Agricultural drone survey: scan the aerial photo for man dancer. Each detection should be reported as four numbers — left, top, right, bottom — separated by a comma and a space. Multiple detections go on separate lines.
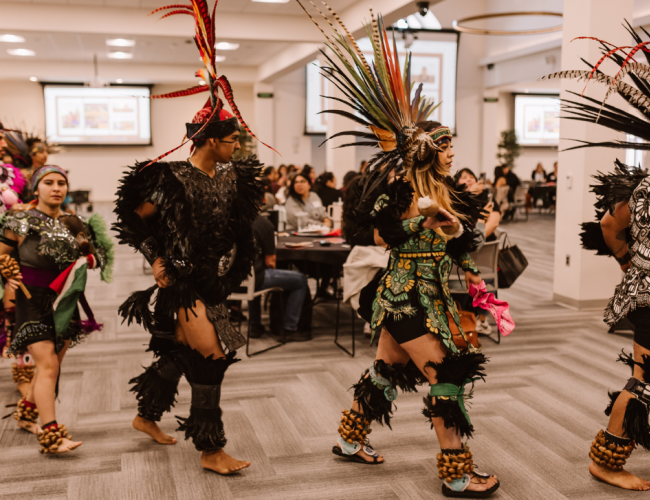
115, 0, 272, 474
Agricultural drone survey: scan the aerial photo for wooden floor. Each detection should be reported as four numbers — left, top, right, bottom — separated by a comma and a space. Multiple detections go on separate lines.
0, 208, 641, 500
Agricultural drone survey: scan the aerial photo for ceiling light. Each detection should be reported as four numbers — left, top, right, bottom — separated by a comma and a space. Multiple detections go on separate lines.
107, 51, 133, 59
29, 76, 37, 82
7, 48, 35, 56
198, 80, 206, 86
252, 0, 290, 3
116, 78, 123, 83
216, 42, 239, 50
0, 34, 26, 43
106, 38, 136, 47
215, 55, 226, 62
395, 19, 409, 29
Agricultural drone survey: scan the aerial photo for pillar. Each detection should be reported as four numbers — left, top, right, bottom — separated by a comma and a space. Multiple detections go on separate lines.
254, 82, 276, 168
552, 0, 633, 308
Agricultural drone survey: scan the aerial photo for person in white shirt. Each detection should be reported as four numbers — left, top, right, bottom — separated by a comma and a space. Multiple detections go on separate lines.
284, 173, 332, 231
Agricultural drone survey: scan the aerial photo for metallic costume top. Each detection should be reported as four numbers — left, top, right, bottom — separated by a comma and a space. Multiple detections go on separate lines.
114, 158, 264, 351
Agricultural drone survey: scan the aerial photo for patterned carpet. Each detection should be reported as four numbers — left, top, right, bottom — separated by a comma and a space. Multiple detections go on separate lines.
0, 209, 640, 500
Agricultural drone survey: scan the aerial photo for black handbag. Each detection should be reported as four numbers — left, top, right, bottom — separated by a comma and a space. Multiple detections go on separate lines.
497, 237, 528, 289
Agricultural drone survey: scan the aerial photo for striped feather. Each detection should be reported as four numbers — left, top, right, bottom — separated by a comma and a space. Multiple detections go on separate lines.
150, 85, 209, 99
148, 4, 193, 15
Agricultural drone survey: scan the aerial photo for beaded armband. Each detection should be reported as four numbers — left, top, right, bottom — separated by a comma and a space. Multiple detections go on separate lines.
140, 237, 160, 266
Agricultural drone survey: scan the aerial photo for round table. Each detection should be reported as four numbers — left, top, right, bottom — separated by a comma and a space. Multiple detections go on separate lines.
276, 235, 351, 266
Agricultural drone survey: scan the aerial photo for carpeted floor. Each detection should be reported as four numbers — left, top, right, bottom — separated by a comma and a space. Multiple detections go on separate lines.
0, 208, 640, 499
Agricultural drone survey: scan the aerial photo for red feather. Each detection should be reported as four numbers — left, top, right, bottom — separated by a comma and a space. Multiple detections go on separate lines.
150, 85, 209, 99
148, 4, 193, 16
216, 76, 280, 156
194, 0, 213, 47
159, 9, 195, 20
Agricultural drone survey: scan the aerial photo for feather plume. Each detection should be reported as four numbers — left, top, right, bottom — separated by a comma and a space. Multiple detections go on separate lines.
150, 85, 210, 99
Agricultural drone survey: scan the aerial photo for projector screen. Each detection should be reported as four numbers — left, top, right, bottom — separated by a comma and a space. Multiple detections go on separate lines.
44, 85, 151, 146
514, 94, 560, 146
305, 30, 459, 135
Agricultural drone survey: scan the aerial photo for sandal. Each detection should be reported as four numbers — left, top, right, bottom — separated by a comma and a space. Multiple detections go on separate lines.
331, 439, 383, 465
442, 468, 500, 498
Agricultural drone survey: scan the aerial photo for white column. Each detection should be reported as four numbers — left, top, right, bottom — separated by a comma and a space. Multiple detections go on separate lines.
325, 80, 358, 182
552, 0, 633, 308
253, 82, 276, 167
480, 89, 500, 180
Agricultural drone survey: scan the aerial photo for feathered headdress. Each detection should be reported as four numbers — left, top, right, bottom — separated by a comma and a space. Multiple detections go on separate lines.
541, 20, 650, 151
1, 128, 60, 170
296, 2, 449, 177
145, 0, 278, 165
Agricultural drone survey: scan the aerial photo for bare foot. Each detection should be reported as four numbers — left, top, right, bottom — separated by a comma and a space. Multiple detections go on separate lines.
336, 442, 385, 463
17, 419, 41, 435
201, 449, 250, 475
132, 415, 177, 445
465, 472, 499, 492
589, 461, 650, 490
50, 437, 83, 454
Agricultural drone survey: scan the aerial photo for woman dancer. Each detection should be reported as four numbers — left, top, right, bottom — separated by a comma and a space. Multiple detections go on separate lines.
296, 3, 503, 497
0, 165, 111, 452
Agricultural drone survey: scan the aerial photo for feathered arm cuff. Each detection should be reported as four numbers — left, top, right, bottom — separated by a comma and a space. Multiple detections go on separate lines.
372, 178, 416, 248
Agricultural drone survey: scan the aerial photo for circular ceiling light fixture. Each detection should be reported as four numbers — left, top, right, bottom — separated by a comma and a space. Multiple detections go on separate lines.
0, 34, 26, 43
29, 76, 37, 82
453, 11, 562, 36
7, 48, 35, 56
215, 42, 239, 50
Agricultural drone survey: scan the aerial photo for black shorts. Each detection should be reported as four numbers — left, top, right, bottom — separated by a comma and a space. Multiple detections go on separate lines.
628, 307, 650, 350
358, 272, 430, 345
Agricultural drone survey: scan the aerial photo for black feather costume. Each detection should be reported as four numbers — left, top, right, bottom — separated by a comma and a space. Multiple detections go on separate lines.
114, 158, 264, 351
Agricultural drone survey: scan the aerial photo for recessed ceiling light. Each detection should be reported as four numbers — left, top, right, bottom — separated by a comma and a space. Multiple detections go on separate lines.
252, 0, 290, 3
7, 48, 35, 56
116, 78, 124, 83
29, 76, 37, 82
199, 80, 206, 85
215, 42, 239, 50
215, 55, 226, 62
107, 51, 133, 59
0, 34, 26, 43
106, 38, 135, 47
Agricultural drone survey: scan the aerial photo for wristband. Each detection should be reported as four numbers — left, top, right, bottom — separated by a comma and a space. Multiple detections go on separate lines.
616, 252, 632, 266
140, 237, 160, 266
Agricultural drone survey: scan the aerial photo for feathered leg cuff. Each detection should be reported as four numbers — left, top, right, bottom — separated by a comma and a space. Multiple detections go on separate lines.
129, 354, 182, 423
352, 360, 408, 428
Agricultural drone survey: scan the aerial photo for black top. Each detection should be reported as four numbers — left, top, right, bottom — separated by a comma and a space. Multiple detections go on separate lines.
253, 215, 275, 289
317, 185, 343, 208
114, 158, 264, 332
495, 171, 520, 202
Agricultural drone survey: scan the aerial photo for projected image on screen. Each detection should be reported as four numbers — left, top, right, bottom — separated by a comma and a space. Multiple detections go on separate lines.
305, 31, 458, 135
514, 95, 560, 146
44, 86, 151, 145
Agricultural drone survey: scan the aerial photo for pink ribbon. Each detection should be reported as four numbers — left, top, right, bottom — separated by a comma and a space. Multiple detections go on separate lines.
469, 281, 515, 336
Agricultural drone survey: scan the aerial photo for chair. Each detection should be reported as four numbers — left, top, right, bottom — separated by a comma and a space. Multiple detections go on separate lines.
227, 270, 285, 356
494, 185, 510, 213
333, 279, 361, 357
512, 185, 528, 222
448, 230, 506, 344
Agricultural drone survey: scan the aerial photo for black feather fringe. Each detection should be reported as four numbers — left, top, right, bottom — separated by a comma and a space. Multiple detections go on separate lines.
397, 360, 428, 392
129, 356, 181, 422
174, 345, 240, 452
118, 285, 158, 331
623, 398, 650, 450
423, 395, 474, 439
351, 359, 414, 428
374, 177, 416, 248
604, 391, 621, 417
580, 222, 611, 255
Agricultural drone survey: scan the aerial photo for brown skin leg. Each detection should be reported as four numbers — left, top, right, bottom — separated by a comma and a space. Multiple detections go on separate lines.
132, 415, 177, 445
175, 300, 250, 475
27, 340, 81, 452
589, 341, 650, 491
399, 334, 498, 493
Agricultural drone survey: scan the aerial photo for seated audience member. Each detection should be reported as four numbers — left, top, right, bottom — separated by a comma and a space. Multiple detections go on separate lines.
341, 170, 358, 192
301, 164, 317, 185
263, 166, 280, 194
531, 163, 546, 183
313, 172, 343, 207
546, 161, 558, 183
260, 186, 277, 213
249, 213, 310, 342
494, 164, 520, 220
455, 168, 501, 241
284, 173, 331, 231
276, 164, 288, 189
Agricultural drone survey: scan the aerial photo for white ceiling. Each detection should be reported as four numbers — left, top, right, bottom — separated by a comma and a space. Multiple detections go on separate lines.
0, 0, 352, 15
0, 30, 290, 67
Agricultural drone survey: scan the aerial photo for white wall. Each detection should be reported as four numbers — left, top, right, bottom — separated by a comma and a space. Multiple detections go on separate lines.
0, 81, 255, 202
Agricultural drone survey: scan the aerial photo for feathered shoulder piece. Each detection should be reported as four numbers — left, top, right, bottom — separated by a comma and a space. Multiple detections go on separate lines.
296, 1, 448, 191
591, 159, 648, 218
541, 20, 650, 151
